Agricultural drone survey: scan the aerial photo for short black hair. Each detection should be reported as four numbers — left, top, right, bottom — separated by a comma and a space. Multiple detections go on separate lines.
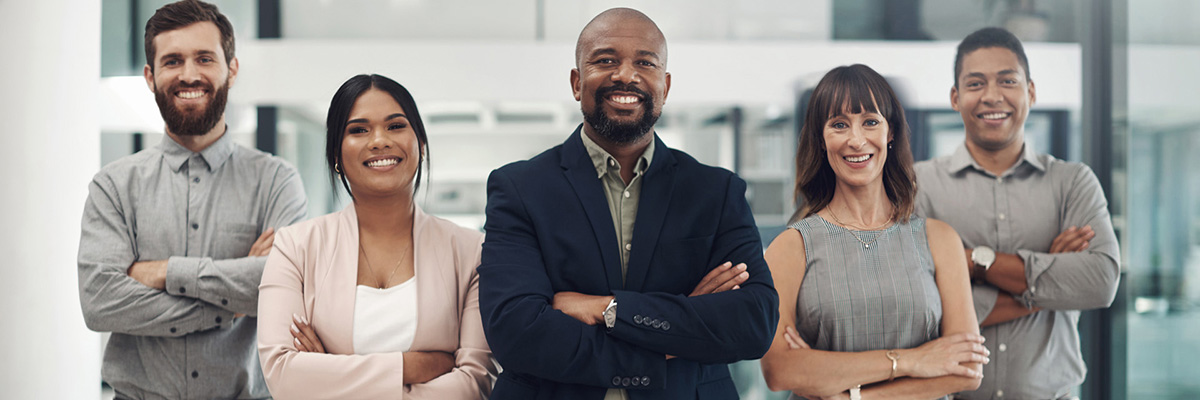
325, 74, 429, 200
954, 27, 1030, 87
144, 0, 235, 72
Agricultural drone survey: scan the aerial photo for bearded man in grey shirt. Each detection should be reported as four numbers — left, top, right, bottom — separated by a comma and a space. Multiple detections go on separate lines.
913, 27, 1120, 399
77, 1, 307, 398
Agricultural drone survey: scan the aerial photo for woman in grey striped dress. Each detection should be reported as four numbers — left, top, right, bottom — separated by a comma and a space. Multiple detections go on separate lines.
760, 64, 989, 400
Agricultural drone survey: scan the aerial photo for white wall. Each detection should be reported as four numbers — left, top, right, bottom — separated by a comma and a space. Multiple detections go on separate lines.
0, 1, 102, 397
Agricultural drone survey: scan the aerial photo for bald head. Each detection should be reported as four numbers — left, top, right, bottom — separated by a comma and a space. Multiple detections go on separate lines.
574, 8, 667, 68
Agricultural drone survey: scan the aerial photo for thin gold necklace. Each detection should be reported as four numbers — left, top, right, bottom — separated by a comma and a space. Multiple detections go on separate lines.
828, 206, 893, 249
359, 240, 412, 289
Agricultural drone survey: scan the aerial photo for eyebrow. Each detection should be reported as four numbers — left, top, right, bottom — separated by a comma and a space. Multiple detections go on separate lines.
964, 69, 1020, 79
346, 113, 407, 125
158, 50, 218, 62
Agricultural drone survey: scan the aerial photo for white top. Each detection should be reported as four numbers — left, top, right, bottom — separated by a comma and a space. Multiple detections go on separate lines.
352, 277, 419, 354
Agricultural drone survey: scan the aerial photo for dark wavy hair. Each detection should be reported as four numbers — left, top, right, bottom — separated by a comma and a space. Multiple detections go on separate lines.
144, 0, 235, 72
325, 74, 429, 200
791, 64, 916, 223
954, 27, 1031, 88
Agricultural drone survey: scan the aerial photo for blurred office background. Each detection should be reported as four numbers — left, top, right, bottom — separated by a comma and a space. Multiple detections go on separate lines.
2, 0, 1198, 398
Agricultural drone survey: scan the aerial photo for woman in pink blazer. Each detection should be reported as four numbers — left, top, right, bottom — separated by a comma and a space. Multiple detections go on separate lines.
258, 74, 494, 399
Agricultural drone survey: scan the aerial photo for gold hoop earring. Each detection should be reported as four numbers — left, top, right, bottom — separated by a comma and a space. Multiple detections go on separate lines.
334, 163, 342, 174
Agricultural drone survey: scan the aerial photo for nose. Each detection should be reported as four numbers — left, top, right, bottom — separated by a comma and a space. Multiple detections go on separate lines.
179, 60, 201, 84
367, 127, 392, 150
611, 62, 640, 84
847, 126, 867, 149
981, 82, 1003, 105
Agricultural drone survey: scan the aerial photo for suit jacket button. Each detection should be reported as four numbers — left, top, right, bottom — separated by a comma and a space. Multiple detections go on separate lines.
621, 377, 631, 386
641, 376, 650, 386
613, 377, 621, 386
633, 315, 642, 324
662, 321, 670, 330
652, 320, 662, 328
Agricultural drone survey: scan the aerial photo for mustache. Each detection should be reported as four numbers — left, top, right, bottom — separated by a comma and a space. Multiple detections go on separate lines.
167, 80, 214, 92
595, 83, 652, 101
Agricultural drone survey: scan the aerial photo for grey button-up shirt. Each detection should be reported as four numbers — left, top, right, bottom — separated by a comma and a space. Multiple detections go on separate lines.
582, 132, 654, 400
78, 133, 307, 399
914, 143, 1120, 399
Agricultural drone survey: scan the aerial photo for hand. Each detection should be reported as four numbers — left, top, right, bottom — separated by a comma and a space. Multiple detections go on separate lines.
1049, 225, 1094, 253
291, 313, 326, 353
690, 262, 749, 296
551, 292, 611, 325
127, 260, 168, 290
248, 227, 276, 257
782, 326, 812, 350
403, 351, 456, 384
898, 332, 988, 379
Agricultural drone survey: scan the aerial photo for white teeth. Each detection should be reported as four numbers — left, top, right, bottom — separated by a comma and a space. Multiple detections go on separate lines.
366, 158, 398, 167
177, 91, 204, 99
980, 112, 1008, 120
845, 154, 871, 163
610, 95, 639, 104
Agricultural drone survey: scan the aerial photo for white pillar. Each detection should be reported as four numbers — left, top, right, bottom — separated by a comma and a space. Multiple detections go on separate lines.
0, 1, 102, 398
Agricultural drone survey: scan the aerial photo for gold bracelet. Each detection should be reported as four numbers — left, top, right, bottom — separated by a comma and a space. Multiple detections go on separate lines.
886, 350, 900, 381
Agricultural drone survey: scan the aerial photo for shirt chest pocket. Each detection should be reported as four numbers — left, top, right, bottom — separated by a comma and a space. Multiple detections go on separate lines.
212, 222, 259, 259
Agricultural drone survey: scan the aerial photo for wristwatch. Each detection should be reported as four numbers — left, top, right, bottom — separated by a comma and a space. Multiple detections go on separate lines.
971, 246, 996, 285
603, 298, 618, 330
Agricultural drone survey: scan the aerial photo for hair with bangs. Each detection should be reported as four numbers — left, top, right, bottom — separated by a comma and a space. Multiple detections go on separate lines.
325, 74, 429, 201
790, 64, 916, 223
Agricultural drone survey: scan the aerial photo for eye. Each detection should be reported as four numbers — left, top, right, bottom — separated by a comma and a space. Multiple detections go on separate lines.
199, 56, 214, 64
864, 119, 880, 127
594, 58, 617, 65
388, 123, 408, 130
162, 59, 180, 66
347, 126, 367, 134
830, 121, 849, 129
966, 81, 983, 88
1001, 78, 1018, 85
637, 60, 658, 68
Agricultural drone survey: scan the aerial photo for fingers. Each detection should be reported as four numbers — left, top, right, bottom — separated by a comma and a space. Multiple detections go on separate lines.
783, 326, 811, 350
690, 262, 733, 296
248, 228, 276, 257
949, 364, 984, 379
710, 263, 749, 294
292, 313, 324, 353
1050, 226, 1094, 253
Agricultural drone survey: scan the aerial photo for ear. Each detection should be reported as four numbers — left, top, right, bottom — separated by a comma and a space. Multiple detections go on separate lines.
1027, 79, 1036, 106
143, 64, 155, 92
226, 57, 240, 88
662, 71, 672, 102
949, 86, 960, 112
570, 68, 582, 101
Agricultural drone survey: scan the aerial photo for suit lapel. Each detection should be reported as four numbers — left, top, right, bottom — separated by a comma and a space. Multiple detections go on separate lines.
623, 135, 676, 292
561, 127, 623, 291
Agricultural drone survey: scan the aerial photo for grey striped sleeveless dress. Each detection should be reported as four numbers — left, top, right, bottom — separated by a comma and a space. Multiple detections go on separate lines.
787, 214, 945, 400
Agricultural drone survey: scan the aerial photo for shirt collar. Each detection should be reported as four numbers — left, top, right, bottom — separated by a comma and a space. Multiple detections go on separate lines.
579, 131, 655, 179
948, 141, 1046, 175
158, 129, 235, 173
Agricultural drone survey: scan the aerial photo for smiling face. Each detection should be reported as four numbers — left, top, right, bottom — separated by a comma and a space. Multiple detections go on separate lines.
143, 21, 237, 137
823, 106, 891, 189
952, 46, 1036, 152
571, 11, 671, 144
339, 88, 422, 199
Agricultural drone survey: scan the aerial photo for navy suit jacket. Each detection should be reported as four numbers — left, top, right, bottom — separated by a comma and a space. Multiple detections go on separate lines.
479, 126, 779, 400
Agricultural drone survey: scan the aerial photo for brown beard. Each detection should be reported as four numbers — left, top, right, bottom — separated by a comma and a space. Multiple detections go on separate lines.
154, 76, 230, 136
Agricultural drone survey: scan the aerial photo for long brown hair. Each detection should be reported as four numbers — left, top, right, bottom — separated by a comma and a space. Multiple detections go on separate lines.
790, 64, 916, 223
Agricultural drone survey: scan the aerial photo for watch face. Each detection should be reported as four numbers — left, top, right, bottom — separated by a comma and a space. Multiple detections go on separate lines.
973, 246, 996, 267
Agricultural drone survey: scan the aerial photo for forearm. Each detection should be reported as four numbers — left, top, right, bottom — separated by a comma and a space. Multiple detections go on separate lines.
763, 347, 900, 396
1015, 250, 1120, 310
405, 348, 495, 399
80, 264, 233, 336
860, 372, 982, 400
166, 255, 267, 315
259, 345, 408, 399
981, 292, 1038, 326
980, 252, 1028, 294
609, 283, 778, 364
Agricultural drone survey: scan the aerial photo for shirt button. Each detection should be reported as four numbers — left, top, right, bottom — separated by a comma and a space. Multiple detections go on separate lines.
623, 191, 630, 198
997, 389, 1004, 397
997, 177, 1004, 183
625, 243, 632, 251
998, 213, 1006, 221
192, 177, 200, 183
191, 223, 199, 230
215, 316, 223, 324
999, 343, 1007, 352
609, 159, 616, 167
179, 286, 186, 293
221, 299, 228, 305
169, 327, 177, 333
192, 370, 199, 378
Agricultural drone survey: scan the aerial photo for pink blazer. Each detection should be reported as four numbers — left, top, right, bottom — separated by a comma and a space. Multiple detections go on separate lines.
258, 204, 494, 399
